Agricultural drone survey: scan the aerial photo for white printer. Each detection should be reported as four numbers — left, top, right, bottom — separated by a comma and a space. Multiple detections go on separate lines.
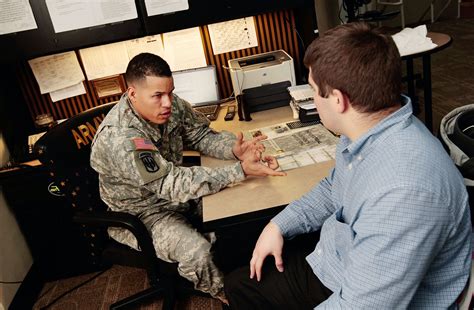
228, 50, 296, 96
228, 50, 296, 121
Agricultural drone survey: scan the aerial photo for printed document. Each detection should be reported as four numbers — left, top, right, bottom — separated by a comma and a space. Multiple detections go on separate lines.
245, 122, 338, 171
0, 0, 37, 35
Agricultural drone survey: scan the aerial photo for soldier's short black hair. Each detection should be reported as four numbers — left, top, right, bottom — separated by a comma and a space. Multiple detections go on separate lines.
125, 53, 172, 85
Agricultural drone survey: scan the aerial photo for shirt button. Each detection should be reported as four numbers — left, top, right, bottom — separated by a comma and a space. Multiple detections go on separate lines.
357, 155, 363, 161
317, 248, 322, 255
347, 163, 352, 170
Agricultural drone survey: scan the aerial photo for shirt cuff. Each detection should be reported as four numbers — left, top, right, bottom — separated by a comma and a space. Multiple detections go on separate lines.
271, 211, 296, 238
223, 161, 246, 184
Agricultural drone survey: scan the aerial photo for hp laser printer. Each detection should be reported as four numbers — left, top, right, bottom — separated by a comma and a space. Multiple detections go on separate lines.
228, 50, 296, 121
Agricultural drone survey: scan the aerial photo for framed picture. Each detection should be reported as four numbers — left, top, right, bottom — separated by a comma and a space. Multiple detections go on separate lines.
92, 75, 126, 98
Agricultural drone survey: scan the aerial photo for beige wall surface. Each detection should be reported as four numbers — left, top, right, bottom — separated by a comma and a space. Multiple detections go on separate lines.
0, 133, 33, 309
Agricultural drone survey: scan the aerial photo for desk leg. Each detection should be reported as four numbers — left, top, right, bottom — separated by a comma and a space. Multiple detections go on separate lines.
406, 58, 418, 114
422, 55, 433, 132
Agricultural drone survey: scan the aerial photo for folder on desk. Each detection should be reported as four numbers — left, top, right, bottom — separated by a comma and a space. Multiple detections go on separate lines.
287, 84, 319, 123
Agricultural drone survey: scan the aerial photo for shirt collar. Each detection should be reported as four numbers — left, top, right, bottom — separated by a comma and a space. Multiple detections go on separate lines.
341, 95, 413, 158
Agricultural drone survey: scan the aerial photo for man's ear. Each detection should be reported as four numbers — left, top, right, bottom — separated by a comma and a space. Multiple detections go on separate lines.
127, 86, 136, 102
332, 89, 349, 113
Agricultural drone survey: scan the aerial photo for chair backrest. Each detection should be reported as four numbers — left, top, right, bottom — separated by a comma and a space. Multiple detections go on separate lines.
35, 102, 116, 206
34, 102, 117, 265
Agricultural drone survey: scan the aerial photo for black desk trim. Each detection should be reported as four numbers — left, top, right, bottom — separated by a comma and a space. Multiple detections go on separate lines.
203, 205, 286, 232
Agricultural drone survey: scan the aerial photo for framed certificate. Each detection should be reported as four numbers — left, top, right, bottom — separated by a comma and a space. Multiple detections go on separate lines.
92, 75, 126, 98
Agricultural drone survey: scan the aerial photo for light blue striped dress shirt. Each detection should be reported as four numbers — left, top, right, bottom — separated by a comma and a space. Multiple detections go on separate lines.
272, 97, 472, 309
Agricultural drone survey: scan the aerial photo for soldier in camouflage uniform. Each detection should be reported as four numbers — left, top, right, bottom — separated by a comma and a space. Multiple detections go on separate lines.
90, 53, 285, 303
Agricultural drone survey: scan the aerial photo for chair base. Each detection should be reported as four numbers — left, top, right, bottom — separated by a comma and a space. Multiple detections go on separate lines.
109, 276, 215, 310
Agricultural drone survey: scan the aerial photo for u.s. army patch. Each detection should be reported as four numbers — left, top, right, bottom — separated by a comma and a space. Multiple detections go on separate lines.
139, 152, 159, 173
134, 151, 168, 184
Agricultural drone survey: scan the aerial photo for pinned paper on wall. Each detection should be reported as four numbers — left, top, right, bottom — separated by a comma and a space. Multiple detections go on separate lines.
144, 0, 189, 16
162, 27, 207, 72
126, 35, 164, 60
207, 17, 258, 55
0, 0, 37, 35
49, 82, 86, 102
28, 51, 85, 94
45, 0, 137, 33
79, 42, 130, 81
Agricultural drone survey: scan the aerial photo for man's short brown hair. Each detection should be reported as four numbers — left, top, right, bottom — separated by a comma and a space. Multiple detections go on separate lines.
304, 22, 401, 113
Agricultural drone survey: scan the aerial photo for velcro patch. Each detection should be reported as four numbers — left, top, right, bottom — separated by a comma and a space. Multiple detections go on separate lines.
134, 151, 168, 184
132, 138, 158, 151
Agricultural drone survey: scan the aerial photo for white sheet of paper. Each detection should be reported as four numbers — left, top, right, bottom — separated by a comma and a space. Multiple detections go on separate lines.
0, 0, 37, 35
80, 41, 130, 80
28, 51, 85, 94
392, 25, 437, 56
163, 27, 207, 71
45, 0, 137, 33
144, 0, 189, 16
49, 82, 86, 102
126, 35, 164, 60
207, 17, 258, 55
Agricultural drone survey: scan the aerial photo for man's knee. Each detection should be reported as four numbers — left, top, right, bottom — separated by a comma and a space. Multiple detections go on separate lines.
224, 267, 249, 296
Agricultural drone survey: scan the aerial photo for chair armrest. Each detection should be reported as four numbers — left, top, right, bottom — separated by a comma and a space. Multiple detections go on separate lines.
72, 210, 157, 260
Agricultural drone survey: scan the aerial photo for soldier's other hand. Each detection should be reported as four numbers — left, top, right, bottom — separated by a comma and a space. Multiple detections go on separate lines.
233, 132, 266, 161
241, 151, 286, 177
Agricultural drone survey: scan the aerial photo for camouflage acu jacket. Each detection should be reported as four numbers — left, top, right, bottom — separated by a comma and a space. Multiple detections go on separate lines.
90, 93, 245, 221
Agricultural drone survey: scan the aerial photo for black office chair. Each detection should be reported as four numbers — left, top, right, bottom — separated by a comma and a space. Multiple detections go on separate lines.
34, 102, 209, 309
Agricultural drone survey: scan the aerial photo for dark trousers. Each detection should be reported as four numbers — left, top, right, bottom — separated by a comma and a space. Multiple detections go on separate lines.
224, 234, 332, 310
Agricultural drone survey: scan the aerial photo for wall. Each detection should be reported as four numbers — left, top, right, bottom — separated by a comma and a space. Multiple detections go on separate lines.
15, 9, 306, 124
0, 133, 33, 309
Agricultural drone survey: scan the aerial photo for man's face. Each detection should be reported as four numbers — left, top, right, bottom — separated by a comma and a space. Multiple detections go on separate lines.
128, 75, 174, 125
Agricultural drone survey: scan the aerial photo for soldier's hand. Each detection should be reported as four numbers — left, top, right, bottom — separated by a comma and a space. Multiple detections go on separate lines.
241, 150, 286, 177
250, 221, 285, 282
233, 132, 266, 161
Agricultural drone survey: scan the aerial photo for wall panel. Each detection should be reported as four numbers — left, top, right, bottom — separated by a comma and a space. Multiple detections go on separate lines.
17, 9, 302, 122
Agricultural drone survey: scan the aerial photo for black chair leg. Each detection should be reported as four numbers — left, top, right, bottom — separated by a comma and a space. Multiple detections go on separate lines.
110, 286, 167, 310
162, 286, 177, 310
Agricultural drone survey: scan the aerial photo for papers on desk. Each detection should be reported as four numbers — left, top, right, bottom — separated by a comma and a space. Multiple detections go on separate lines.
288, 84, 317, 121
392, 25, 437, 57
245, 122, 338, 171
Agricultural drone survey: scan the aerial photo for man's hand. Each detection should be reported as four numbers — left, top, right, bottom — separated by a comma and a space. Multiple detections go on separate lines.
250, 222, 285, 282
233, 132, 266, 161
240, 151, 286, 177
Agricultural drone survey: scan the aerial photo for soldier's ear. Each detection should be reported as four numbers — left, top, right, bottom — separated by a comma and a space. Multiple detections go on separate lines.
127, 86, 136, 102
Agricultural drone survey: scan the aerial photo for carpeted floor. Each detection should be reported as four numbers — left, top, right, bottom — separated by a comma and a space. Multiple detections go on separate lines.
33, 265, 223, 310
32, 17, 474, 310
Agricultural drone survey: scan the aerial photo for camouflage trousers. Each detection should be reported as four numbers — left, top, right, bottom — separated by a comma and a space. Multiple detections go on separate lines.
108, 202, 224, 297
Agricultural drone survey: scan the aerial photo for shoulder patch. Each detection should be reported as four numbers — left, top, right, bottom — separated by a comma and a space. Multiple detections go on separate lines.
131, 138, 158, 151
134, 151, 169, 184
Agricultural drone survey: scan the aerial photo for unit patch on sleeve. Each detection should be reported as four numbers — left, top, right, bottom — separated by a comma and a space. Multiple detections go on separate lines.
139, 151, 159, 172
134, 150, 169, 184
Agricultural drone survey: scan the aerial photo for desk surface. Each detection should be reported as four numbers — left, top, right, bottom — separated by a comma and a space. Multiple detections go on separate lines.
202, 105, 335, 223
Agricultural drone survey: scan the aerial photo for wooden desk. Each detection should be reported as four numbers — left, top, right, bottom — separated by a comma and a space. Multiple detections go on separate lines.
202, 105, 335, 230
402, 32, 452, 132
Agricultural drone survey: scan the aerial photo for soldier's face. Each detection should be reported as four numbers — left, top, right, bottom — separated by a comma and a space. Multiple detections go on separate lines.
128, 75, 174, 125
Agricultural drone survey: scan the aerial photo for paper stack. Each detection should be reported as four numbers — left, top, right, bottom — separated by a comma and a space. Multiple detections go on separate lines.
287, 84, 319, 122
